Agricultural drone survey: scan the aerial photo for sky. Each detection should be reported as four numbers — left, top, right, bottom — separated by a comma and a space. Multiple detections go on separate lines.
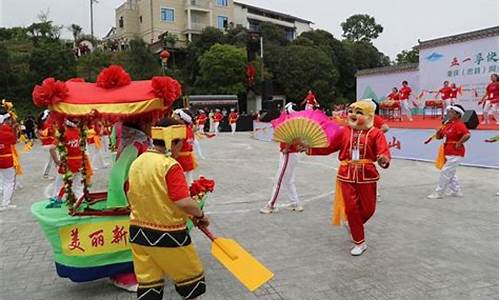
0, 0, 498, 59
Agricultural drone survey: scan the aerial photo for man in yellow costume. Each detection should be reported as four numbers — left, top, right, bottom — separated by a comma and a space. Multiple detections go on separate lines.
126, 117, 209, 300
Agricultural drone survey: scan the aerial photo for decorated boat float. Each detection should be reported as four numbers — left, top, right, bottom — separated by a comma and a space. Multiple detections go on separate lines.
30, 65, 214, 282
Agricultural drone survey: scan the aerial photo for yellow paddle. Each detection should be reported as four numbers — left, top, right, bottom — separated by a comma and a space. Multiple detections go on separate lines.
198, 226, 274, 292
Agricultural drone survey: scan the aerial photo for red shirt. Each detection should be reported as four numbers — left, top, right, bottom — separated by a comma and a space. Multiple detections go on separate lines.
449, 88, 458, 98
439, 86, 452, 100
387, 92, 399, 101
124, 163, 190, 202
39, 124, 56, 146
197, 113, 208, 125
373, 115, 385, 130
306, 93, 317, 105
229, 112, 239, 124
61, 127, 83, 173
399, 86, 412, 100
213, 112, 223, 122
486, 82, 499, 103
0, 124, 16, 169
437, 119, 469, 157
165, 164, 190, 201
177, 126, 195, 172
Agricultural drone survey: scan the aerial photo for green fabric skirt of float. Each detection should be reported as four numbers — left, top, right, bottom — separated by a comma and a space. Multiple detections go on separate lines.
31, 194, 208, 268
31, 200, 132, 268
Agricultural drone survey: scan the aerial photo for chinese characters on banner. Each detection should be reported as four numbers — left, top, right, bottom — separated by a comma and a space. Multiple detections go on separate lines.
448, 51, 499, 78
59, 220, 130, 256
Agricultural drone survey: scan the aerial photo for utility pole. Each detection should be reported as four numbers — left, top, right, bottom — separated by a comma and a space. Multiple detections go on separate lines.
90, 0, 98, 38
260, 35, 264, 81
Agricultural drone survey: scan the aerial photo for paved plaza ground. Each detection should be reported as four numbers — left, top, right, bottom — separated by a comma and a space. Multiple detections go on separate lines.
0, 133, 498, 300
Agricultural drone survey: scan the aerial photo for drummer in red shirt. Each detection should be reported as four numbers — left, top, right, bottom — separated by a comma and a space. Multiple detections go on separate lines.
449, 83, 459, 105
0, 110, 18, 211
229, 109, 239, 135
387, 87, 400, 101
480, 73, 499, 124
398, 81, 414, 121
427, 104, 470, 199
436, 81, 453, 108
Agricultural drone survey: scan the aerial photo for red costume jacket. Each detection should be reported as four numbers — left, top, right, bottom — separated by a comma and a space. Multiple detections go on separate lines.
197, 113, 208, 125
309, 126, 390, 183
61, 127, 84, 174
0, 124, 16, 169
213, 112, 223, 122
436, 119, 469, 157
399, 86, 412, 100
387, 92, 399, 101
39, 123, 56, 146
486, 82, 499, 103
176, 126, 196, 172
229, 112, 239, 124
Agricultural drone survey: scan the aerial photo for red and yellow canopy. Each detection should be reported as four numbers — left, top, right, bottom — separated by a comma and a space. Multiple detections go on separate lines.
32, 65, 181, 122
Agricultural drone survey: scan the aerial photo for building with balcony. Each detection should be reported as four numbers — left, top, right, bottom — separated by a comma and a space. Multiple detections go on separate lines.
113, 0, 313, 46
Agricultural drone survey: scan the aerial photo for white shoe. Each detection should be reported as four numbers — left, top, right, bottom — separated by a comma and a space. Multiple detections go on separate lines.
7, 204, 16, 208
427, 192, 443, 199
445, 191, 463, 197
286, 203, 304, 212
350, 243, 367, 256
259, 205, 278, 214
0, 206, 7, 212
111, 280, 138, 293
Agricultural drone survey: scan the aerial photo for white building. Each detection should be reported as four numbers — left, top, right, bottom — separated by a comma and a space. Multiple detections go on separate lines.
357, 26, 499, 113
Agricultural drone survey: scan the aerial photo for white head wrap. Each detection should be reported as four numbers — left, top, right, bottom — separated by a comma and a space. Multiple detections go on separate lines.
285, 102, 296, 114
174, 109, 193, 124
446, 105, 464, 116
0, 113, 10, 124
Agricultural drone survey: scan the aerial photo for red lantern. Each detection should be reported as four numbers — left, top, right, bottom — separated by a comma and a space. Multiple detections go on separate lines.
160, 50, 170, 64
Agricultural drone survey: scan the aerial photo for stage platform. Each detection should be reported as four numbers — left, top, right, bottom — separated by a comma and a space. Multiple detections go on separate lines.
385, 115, 498, 131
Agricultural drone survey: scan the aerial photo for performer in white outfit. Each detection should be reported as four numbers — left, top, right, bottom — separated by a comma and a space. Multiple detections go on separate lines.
260, 103, 303, 213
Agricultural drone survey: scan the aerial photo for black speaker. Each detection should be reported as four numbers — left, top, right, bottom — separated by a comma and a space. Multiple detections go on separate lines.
461, 110, 479, 129
263, 80, 273, 101
259, 110, 280, 122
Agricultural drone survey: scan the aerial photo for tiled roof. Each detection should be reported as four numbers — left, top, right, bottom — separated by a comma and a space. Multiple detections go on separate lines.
356, 63, 419, 77
234, 1, 313, 24
418, 26, 499, 49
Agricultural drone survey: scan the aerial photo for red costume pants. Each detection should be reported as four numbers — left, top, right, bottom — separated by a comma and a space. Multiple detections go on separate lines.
340, 181, 377, 244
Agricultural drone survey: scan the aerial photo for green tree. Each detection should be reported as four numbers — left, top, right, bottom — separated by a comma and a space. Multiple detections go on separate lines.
77, 50, 113, 81
341, 14, 383, 42
395, 47, 419, 65
274, 45, 338, 106
196, 44, 247, 94
0, 43, 13, 93
29, 40, 77, 83
116, 38, 162, 80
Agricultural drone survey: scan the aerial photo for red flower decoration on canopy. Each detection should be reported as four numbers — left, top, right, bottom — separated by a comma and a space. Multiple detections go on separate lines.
151, 76, 182, 106
96, 65, 131, 89
32, 78, 69, 107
